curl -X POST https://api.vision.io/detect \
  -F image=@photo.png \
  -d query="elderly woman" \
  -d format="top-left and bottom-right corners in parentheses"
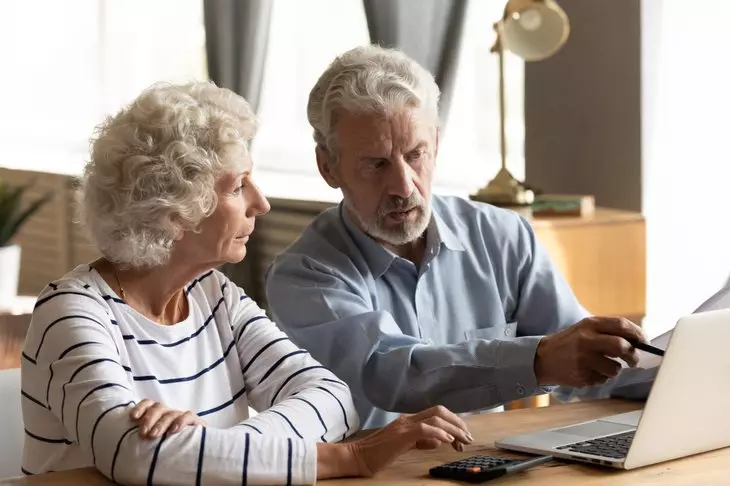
top-left (20, 82), bottom-right (472, 485)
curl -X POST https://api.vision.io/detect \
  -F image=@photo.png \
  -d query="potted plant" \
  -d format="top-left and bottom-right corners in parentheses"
top-left (0, 178), bottom-right (52, 306)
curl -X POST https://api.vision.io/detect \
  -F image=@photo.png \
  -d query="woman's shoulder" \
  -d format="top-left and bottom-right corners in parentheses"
top-left (38, 264), bottom-right (110, 303)
top-left (26, 265), bottom-right (116, 354)
top-left (185, 268), bottom-right (230, 298)
top-left (186, 269), bottom-right (263, 323)
top-left (186, 268), bottom-right (259, 300)
top-left (185, 268), bottom-right (239, 310)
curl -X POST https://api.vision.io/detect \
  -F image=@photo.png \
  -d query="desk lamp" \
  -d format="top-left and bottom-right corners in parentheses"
top-left (470, 0), bottom-right (570, 211)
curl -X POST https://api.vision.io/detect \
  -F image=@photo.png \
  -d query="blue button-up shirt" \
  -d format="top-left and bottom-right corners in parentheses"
top-left (266, 196), bottom-right (627, 428)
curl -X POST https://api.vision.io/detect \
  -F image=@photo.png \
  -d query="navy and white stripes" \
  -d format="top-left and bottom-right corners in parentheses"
top-left (21, 264), bottom-right (358, 485)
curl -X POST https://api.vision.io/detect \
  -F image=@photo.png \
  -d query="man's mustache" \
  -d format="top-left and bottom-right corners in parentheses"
top-left (379, 194), bottom-right (424, 215)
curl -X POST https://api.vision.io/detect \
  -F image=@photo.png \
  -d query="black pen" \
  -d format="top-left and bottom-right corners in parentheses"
top-left (628, 339), bottom-right (665, 357)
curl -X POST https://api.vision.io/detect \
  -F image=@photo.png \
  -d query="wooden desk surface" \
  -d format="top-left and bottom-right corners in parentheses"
top-left (4, 399), bottom-right (728, 485)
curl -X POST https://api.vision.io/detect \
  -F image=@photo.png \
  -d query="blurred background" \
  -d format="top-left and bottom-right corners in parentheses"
top-left (0, 0), bottom-right (729, 340)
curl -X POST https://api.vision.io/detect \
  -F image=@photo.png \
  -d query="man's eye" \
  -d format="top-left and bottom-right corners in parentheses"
top-left (408, 150), bottom-right (424, 161)
top-left (370, 159), bottom-right (387, 170)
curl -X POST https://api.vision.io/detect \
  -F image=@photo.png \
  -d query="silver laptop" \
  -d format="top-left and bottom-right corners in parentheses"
top-left (496, 308), bottom-right (730, 470)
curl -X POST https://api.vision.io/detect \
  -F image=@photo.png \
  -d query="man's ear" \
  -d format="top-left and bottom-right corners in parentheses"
top-left (316, 145), bottom-right (340, 189)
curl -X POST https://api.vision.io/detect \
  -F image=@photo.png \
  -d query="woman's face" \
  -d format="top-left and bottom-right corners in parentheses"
top-left (175, 144), bottom-right (270, 267)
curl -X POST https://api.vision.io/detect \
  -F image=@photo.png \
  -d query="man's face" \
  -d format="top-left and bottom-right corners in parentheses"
top-left (319, 107), bottom-right (437, 246)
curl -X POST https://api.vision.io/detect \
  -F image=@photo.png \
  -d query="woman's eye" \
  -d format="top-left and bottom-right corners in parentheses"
top-left (232, 184), bottom-right (245, 195)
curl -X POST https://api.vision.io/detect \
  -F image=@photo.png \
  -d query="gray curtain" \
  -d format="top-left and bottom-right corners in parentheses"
top-left (363, 0), bottom-right (468, 125)
top-left (203, 0), bottom-right (273, 112)
top-left (203, 0), bottom-right (272, 300)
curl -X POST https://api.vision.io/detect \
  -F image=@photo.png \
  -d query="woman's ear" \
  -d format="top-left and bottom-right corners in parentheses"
top-left (316, 145), bottom-right (340, 189)
top-left (169, 216), bottom-right (187, 241)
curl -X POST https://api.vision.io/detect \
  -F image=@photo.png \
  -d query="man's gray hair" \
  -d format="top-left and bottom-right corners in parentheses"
top-left (76, 81), bottom-right (257, 268)
top-left (307, 44), bottom-right (441, 160)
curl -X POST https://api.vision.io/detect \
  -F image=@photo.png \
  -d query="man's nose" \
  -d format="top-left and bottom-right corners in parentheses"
top-left (388, 159), bottom-right (415, 198)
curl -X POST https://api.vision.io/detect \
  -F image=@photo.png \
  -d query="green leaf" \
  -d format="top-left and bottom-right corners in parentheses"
top-left (0, 184), bottom-right (27, 243)
top-left (0, 179), bottom-right (53, 247)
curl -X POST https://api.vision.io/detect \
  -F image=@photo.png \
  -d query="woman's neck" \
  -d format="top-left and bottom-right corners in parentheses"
top-left (93, 257), bottom-right (209, 325)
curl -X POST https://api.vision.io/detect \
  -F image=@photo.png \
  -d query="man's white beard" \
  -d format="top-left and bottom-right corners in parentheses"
top-left (346, 198), bottom-right (432, 246)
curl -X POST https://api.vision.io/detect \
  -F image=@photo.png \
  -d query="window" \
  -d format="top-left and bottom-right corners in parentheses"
top-left (253, 0), bottom-right (525, 196)
top-left (1, 0), bottom-right (525, 198)
top-left (0, 0), bottom-right (206, 176)
top-left (252, 0), bottom-right (370, 199)
top-left (437, 0), bottom-right (525, 191)
top-left (641, 0), bottom-right (730, 337)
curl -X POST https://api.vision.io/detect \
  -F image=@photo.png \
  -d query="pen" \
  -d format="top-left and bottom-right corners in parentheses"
top-left (628, 339), bottom-right (665, 357)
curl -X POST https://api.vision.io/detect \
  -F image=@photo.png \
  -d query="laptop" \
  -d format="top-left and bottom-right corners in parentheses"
top-left (495, 308), bottom-right (730, 470)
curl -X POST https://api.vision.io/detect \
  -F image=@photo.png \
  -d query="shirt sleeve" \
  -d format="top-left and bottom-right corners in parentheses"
top-left (512, 216), bottom-right (657, 402)
top-left (223, 281), bottom-right (359, 442)
top-left (512, 216), bottom-right (590, 336)
top-left (24, 287), bottom-right (318, 485)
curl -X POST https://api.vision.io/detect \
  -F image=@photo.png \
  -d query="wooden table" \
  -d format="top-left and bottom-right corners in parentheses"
top-left (5, 399), bottom-right (728, 485)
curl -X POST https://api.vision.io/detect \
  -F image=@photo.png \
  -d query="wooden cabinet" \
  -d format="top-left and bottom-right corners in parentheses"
top-left (532, 208), bottom-right (646, 323)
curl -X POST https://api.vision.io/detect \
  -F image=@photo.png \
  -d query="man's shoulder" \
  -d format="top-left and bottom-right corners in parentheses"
top-left (268, 205), bottom-right (361, 277)
top-left (432, 195), bottom-right (529, 237)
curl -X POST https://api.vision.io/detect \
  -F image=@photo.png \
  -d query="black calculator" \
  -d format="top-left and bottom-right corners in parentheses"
top-left (429, 454), bottom-right (553, 483)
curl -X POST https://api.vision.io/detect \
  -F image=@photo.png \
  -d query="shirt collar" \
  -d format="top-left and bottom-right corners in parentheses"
top-left (339, 201), bottom-right (465, 279)
top-left (341, 204), bottom-right (397, 279)
top-left (431, 206), bottom-right (465, 252)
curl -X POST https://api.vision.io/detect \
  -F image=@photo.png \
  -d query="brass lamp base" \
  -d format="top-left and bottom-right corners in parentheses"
top-left (470, 167), bottom-right (535, 217)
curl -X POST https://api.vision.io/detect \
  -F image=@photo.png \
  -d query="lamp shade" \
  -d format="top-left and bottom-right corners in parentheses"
top-left (500, 0), bottom-right (569, 61)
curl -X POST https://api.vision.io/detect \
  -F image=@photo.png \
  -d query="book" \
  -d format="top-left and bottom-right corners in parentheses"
top-left (531, 194), bottom-right (595, 217)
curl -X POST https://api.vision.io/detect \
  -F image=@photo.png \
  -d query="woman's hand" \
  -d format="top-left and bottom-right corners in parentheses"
top-left (130, 399), bottom-right (206, 440)
top-left (318, 405), bottom-right (474, 479)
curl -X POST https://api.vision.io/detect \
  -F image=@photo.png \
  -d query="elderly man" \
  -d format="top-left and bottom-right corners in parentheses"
top-left (266, 45), bottom-right (652, 429)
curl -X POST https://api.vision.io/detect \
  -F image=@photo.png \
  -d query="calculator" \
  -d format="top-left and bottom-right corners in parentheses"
top-left (429, 454), bottom-right (553, 483)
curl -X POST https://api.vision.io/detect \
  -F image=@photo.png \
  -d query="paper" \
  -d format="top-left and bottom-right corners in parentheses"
top-left (635, 281), bottom-right (730, 369)
top-left (635, 331), bottom-right (671, 369)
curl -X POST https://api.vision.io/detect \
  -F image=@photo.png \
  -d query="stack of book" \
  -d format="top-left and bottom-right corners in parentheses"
top-left (531, 194), bottom-right (595, 217)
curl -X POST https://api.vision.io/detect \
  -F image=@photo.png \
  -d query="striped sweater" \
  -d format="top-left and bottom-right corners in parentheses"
top-left (20, 265), bottom-right (359, 485)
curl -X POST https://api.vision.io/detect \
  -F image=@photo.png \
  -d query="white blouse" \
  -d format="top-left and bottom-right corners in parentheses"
top-left (20, 265), bottom-right (359, 485)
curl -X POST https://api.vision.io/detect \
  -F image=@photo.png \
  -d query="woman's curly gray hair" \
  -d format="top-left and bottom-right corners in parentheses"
top-left (76, 81), bottom-right (257, 268)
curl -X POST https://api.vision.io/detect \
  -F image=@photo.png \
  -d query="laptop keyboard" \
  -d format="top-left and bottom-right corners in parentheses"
top-left (556, 430), bottom-right (635, 459)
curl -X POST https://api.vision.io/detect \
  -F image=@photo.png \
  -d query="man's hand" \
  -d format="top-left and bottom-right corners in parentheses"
top-left (534, 316), bottom-right (648, 387)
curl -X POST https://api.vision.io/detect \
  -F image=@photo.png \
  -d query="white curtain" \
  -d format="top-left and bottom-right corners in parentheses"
top-left (252, 0), bottom-right (525, 196)
top-left (642, 0), bottom-right (730, 337)
top-left (0, 0), bottom-right (205, 176)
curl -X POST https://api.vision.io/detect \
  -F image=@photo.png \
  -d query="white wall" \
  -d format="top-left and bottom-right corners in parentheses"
top-left (641, 0), bottom-right (730, 337)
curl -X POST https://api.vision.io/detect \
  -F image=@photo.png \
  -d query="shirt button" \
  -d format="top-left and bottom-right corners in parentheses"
top-left (504, 328), bottom-right (511, 336)
top-left (516, 383), bottom-right (525, 395)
